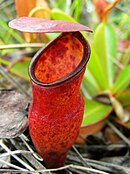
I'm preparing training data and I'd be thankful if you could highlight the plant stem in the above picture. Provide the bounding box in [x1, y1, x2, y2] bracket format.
[20, 134, 43, 161]
[106, 120, 130, 146]
[0, 158, 28, 171]
[0, 140, 34, 171]
[0, 43, 44, 50]
[103, 0, 121, 22]
[0, 164, 110, 174]
[72, 145, 92, 168]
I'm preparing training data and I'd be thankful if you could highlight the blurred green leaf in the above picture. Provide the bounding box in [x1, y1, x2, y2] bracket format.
[121, 48, 130, 66]
[94, 22, 117, 89]
[51, 8, 76, 22]
[0, 20, 24, 44]
[82, 69, 100, 97]
[117, 90, 130, 107]
[112, 65, 130, 96]
[87, 47, 108, 91]
[0, 58, 10, 66]
[9, 58, 30, 80]
[82, 98, 112, 126]
[71, 0, 81, 21]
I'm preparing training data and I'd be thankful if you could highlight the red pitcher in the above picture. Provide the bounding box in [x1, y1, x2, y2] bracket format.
[9, 17, 91, 168]
[28, 31, 90, 168]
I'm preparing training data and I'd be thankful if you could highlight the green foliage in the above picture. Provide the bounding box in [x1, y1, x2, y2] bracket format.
[112, 65, 130, 96]
[82, 98, 112, 125]
[51, 9, 76, 22]
[0, 57, 30, 80]
[93, 23, 117, 89]
[9, 58, 30, 80]
[117, 90, 130, 106]
[0, 20, 24, 44]
[83, 20, 130, 125]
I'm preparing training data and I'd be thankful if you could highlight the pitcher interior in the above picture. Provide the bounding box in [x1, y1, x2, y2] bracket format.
[34, 33, 83, 83]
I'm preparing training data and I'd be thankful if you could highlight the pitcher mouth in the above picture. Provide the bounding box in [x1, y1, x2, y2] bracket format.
[28, 31, 90, 88]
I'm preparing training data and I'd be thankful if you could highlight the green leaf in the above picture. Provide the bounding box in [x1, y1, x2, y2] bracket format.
[82, 98, 112, 126]
[0, 58, 10, 66]
[0, 20, 24, 44]
[51, 9, 76, 22]
[82, 69, 100, 97]
[9, 58, 30, 80]
[71, 0, 81, 21]
[112, 65, 130, 96]
[117, 90, 130, 107]
[94, 22, 117, 88]
[87, 47, 108, 90]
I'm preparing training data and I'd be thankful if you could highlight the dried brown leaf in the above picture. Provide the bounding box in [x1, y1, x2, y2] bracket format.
[0, 90, 28, 138]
